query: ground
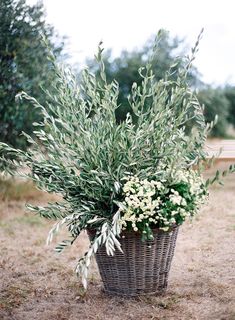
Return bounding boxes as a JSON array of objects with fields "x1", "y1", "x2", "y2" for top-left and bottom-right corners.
[{"x1": 0, "y1": 163, "x2": 235, "y2": 320}]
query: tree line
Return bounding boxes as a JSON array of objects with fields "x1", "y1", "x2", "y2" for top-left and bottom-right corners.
[{"x1": 1, "y1": 0, "x2": 235, "y2": 155}]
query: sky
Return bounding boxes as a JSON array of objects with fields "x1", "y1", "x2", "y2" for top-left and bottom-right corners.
[{"x1": 27, "y1": 0, "x2": 235, "y2": 86}]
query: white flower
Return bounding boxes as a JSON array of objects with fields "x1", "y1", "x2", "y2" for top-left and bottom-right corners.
[
  {"x1": 169, "y1": 194, "x2": 182, "y2": 205},
  {"x1": 153, "y1": 181, "x2": 163, "y2": 190}
]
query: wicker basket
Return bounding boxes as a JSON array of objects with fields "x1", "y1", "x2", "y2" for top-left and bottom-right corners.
[{"x1": 88, "y1": 226, "x2": 179, "y2": 296}]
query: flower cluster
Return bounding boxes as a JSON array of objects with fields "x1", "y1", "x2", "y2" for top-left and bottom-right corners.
[{"x1": 120, "y1": 170, "x2": 208, "y2": 239}]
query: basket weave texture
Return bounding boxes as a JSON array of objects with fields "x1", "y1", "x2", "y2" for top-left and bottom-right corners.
[{"x1": 88, "y1": 226, "x2": 179, "y2": 296}]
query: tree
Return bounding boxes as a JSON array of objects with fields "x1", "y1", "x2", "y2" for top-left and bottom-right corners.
[
  {"x1": 87, "y1": 31, "x2": 201, "y2": 121},
  {"x1": 0, "y1": 0, "x2": 64, "y2": 150},
  {"x1": 224, "y1": 85, "x2": 235, "y2": 128},
  {"x1": 197, "y1": 87, "x2": 231, "y2": 137}
]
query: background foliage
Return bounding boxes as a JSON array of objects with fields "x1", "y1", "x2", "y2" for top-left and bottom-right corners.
[
  {"x1": 86, "y1": 32, "x2": 201, "y2": 122},
  {"x1": 224, "y1": 85, "x2": 235, "y2": 129},
  {"x1": 86, "y1": 34, "x2": 235, "y2": 137},
  {"x1": 0, "y1": 0, "x2": 64, "y2": 151},
  {"x1": 197, "y1": 87, "x2": 231, "y2": 137}
]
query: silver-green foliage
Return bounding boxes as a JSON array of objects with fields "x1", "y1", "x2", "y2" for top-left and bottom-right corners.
[{"x1": 1, "y1": 30, "x2": 235, "y2": 287}]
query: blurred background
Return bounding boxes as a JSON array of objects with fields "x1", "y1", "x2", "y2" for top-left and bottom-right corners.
[{"x1": 1, "y1": 0, "x2": 235, "y2": 155}]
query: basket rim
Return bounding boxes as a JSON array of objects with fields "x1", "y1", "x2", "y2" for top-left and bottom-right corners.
[{"x1": 87, "y1": 224, "x2": 179, "y2": 236}]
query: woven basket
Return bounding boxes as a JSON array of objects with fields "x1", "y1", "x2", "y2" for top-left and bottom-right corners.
[{"x1": 88, "y1": 226, "x2": 179, "y2": 296}]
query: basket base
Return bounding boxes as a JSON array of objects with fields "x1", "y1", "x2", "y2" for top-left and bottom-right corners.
[{"x1": 102, "y1": 285, "x2": 167, "y2": 297}]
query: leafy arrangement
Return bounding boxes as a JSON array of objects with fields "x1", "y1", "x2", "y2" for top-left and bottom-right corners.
[{"x1": 1, "y1": 30, "x2": 235, "y2": 288}]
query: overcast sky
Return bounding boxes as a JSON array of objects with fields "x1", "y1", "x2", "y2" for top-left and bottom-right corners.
[{"x1": 27, "y1": 0, "x2": 235, "y2": 86}]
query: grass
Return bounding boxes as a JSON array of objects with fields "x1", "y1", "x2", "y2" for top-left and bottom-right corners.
[
  {"x1": 0, "y1": 177, "x2": 44, "y2": 201},
  {"x1": 11, "y1": 214, "x2": 45, "y2": 226},
  {"x1": 0, "y1": 284, "x2": 32, "y2": 311},
  {"x1": 0, "y1": 213, "x2": 45, "y2": 235}
]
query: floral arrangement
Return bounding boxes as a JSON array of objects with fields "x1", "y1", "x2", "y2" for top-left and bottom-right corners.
[
  {"x1": 0, "y1": 31, "x2": 234, "y2": 288},
  {"x1": 120, "y1": 169, "x2": 208, "y2": 239}
]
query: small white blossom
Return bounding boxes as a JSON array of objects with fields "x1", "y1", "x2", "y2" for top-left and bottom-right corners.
[{"x1": 169, "y1": 194, "x2": 182, "y2": 205}]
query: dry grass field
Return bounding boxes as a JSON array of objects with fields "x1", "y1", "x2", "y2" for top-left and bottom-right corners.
[{"x1": 0, "y1": 162, "x2": 235, "y2": 320}]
